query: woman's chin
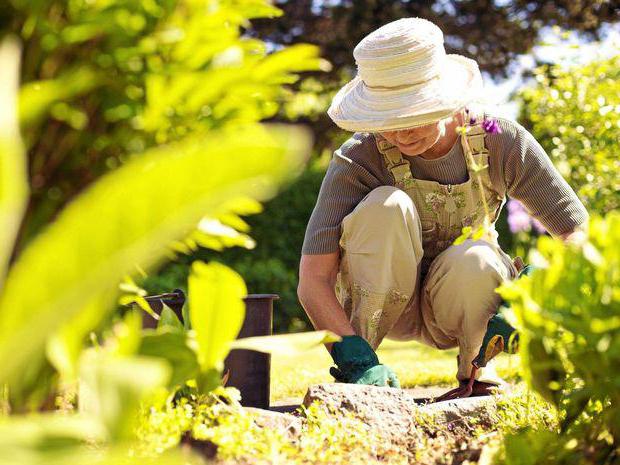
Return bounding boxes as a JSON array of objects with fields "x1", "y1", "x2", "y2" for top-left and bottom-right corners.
[
  {"x1": 398, "y1": 136, "x2": 441, "y2": 156},
  {"x1": 399, "y1": 144, "x2": 431, "y2": 156}
]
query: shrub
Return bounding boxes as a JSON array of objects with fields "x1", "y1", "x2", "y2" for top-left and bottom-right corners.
[
  {"x1": 517, "y1": 54, "x2": 620, "y2": 215},
  {"x1": 497, "y1": 212, "x2": 620, "y2": 464}
]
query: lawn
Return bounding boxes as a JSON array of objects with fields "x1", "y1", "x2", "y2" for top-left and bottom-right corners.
[{"x1": 271, "y1": 337, "x2": 521, "y2": 403}]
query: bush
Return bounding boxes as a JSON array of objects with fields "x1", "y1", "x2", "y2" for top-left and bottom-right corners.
[
  {"x1": 497, "y1": 212, "x2": 620, "y2": 464},
  {"x1": 517, "y1": 54, "x2": 620, "y2": 215}
]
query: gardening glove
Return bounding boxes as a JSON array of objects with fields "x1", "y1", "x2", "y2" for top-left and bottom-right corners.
[
  {"x1": 329, "y1": 335, "x2": 400, "y2": 388},
  {"x1": 473, "y1": 264, "x2": 536, "y2": 368},
  {"x1": 473, "y1": 309, "x2": 519, "y2": 368}
]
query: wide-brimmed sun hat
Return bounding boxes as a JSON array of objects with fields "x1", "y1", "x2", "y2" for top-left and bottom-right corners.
[{"x1": 327, "y1": 17, "x2": 484, "y2": 133}]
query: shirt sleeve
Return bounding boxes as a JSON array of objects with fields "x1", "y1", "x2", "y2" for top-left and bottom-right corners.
[
  {"x1": 301, "y1": 142, "x2": 383, "y2": 255},
  {"x1": 499, "y1": 118, "x2": 589, "y2": 236}
]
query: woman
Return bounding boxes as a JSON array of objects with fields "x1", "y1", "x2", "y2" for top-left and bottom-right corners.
[{"x1": 297, "y1": 17, "x2": 588, "y2": 394}]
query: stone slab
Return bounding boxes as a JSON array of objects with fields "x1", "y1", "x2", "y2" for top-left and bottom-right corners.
[{"x1": 302, "y1": 383, "x2": 499, "y2": 445}]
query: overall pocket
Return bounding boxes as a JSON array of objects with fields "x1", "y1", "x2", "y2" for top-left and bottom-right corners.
[{"x1": 420, "y1": 220, "x2": 438, "y2": 256}]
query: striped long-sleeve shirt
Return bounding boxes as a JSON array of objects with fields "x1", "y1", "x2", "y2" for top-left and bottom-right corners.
[{"x1": 301, "y1": 115, "x2": 589, "y2": 255}]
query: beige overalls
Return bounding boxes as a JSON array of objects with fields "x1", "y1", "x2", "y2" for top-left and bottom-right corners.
[{"x1": 334, "y1": 113, "x2": 519, "y2": 384}]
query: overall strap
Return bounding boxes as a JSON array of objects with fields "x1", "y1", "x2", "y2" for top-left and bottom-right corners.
[
  {"x1": 375, "y1": 136, "x2": 414, "y2": 187},
  {"x1": 461, "y1": 112, "x2": 489, "y2": 171}
]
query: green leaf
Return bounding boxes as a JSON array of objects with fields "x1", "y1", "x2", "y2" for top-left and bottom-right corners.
[
  {"x1": 18, "y1": 67, "x2": 100, "y2": 129},
  {"x1": 230, "y1": 330, "x2": 341, "y2": 356},
  {"x1": 181, "y1": 303, "x2": 191, "y2": 330},
  {"x1": 45, "y1": 292, "x2": 114, "y2": 381},
  {"x1": 157, "y1": 304, "x2": 184, "y2": 331},
  {"x1": 78, "y1": 351, "x2": 170, "y2": 442},
  {"x1": 0, "y1": 37, "x2": 28, "y2": 289},
  {"x1": 138, "y1": 328, "x2": 199, "y2": 389},
  {"x1": 0, "y1": 413, "x2": 106, "y2": 463},
  {"x1": 188, "y1": 261, "x2": 246, "y2": 372},
  {"x1": 178, "y1": 217, "x2": 257, "y2": 253},
  {"x1": 111, "y1": 308, "x2": 143, "y2": 357},
  {"x1": 0, "y1": 123, "x2": 311, "y2": 392}
]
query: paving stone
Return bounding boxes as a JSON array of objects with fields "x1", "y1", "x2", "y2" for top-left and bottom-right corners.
[
  {"x1": 302, "y1": 383, "x2": 500, "y2": 445},
  {"x1": 243, "y1": 407, "x2": 303, "y2": 438},
  {"x1": 303, "y1": 383, "x2": 421, "y2": 445}
]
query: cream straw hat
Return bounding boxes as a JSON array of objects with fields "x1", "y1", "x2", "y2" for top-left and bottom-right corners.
[{"x1": 327, "y1": 17, "x2": 484, "y2": 133}]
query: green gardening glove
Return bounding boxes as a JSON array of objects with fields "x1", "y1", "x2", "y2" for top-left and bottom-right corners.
[
  {"x1": 473, "y1": 264, "x2": 537, "y2": 368},
  {"x1": 329, "y1": 335, "x2": 400, "y2": 388}
]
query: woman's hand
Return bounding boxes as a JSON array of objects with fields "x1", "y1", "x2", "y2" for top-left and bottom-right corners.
[{"x1": 559, "y1": 225, "x2": 588, "y2": 245}]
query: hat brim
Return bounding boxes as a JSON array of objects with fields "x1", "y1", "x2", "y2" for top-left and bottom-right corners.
[{"x1": 327, "y1": 54, "x2": 483, "y2": 132}]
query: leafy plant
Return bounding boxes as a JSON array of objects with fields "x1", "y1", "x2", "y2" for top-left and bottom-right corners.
[
  {"x1": 517, "y1": 53, "x2": 620, "y2": 215},
  {"x1": 6, "y1": 0, "x2": 326, "y2": 244},
  {"x1": 0, "y1": 14, "x2": 315, "y2": 465},
  {"x1": 497, "y1": 212, "x2": 620, "y2": 464},
  {"x1": 0, "y1": 1, "x2": 339, "y2": 463},
  {"x1": 146, "y1": 164, "x2": 328, "y2": 332},
  {"x1": 137, "y1": 261, "x2": 339, "y2": 394}
]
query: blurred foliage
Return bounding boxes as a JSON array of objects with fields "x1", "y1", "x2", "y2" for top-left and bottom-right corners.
[
  {"x1": 1, "y1": 0, "x2": 329, "y2": 400},
  {"x1": 0, "y1": 119, "x2": 310, "y2": 406},
  {"x1": 497, "y1": 211, "x2": 620, "y2": 464},
  {"x1": 0, "y1": 0, "x2": 337, "y2": 462},
  {"x1": 145, "y1": 164, "x2": 328, "y2": 332},
  {"x1": 518, "y1": 53, "x2": 620, "y2": 214},
  {"x1": 252, "y1": 0, "x2": 615, "y2": 78},
  {"x1": 3, "y1": 0, "x2": 326, "y2": 247}
]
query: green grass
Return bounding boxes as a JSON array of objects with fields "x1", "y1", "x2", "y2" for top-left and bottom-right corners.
[{"x1": 271, "y1": 338, "x2": 521, "y2": 403}]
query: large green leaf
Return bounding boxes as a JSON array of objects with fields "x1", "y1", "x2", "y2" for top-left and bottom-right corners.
[
  {"x1": 230, "y1": 330, "x2": 341, "y2": 356},
  {"x1": 0, "y1": 37, "x2": 28, "y2": 289},
  {"x1": 188, "y1": 261, "x2": 246, "y2": 372},
  {"x1": 138, "y1": 328, "x2": 200, "y2": 389},
  {"x1": 0, "y1": 122, "x2": 311, "y2": 390},
  {"x1": 78, "y1": 351, "x2": 170, "y2": 442},
  {"x1": 45, "y1": 292, "x2": 113, "y2": 381}
]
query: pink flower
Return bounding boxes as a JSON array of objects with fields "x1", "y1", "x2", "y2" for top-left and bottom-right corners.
[
  {"x1": 507, "y1": 199, "x2": 525, "y2": 214},
  {"x1": 482, "y1": 118, "x2": 502, "y2": 134}
]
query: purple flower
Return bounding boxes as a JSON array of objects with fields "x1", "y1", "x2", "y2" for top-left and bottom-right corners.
[
  {"x1": 482, "y1": 118, "x2": 503, "y2": 134},
  {"x1": 469, "y1": 117, "x2": 477, "y2": 125},
  {"x1": 507, "y1": 199, "x2": 526, "y2": 214},
  {"x1": 506, "y1": 199, "x2": 547, "y2": 234},
  {"x1": 508, "y1": 210, "x2": 532, "y2": 234}
]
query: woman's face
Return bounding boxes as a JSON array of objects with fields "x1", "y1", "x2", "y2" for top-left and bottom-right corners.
[{"x1": 378, "y1": 115, "x2": 455, "y2": 156}]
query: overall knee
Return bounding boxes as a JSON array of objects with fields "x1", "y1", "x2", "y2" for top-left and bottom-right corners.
[
  {"x1": 354, "y1": 186, "x2": 416, "y2": 227},
  {"x1": 341, "y1": 186, "x2": 422, "y2": 259},
  {"x1": 435, "y1": 240, "x2": 505, "y2": 300}
]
